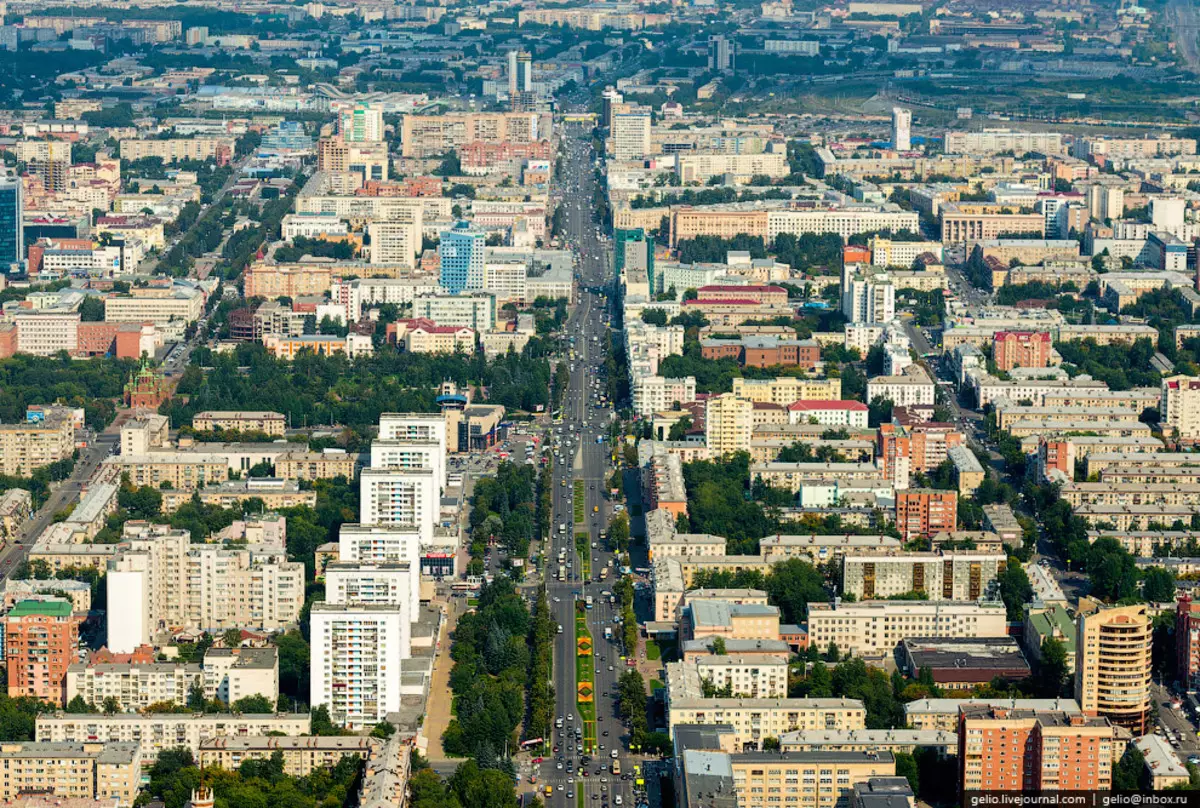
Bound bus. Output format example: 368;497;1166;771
451;582;479;594
557;565;566;581
521;738;543;750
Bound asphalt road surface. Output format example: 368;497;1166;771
539;120;642;808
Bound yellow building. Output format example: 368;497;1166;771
276;451;358;481
1075;603;1152;734
199;736;378;777
940;203;1045;243
244;263;335;299
731;376;842;405
119;138;233;163
193;411;286;436
0;418;74;477
102;453;229;490
705;393;754;457
0;741;141;807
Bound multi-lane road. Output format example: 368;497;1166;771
537;120;642;808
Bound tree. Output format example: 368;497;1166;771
1038;637;1069;698
232;694;276;713
64;695;96;713
712;637;727;655
997;560;1032;621
895;752;920;794
1114;746;1145;790
867;396;894;428
762;736;781;751
667;416;693;441
222;628;243;649
78;296;105;322
608;512;630;552
1142;566;1176;603
101;696;121;715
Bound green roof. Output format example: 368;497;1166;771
1027;605;1075;654
8;600;72;618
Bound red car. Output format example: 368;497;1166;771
532;757;544;764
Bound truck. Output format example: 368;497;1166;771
604;627;612;640
585;595;594;609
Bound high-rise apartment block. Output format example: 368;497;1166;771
1075;603;1152;734
338;102;384;143
1161;375;1200;441
310;602;407;730
892;107;912;151
958;705;1113;796
358;468;438;543
5;600;79;705
993;331;1052;372
705;393;754;458
612;107;652;161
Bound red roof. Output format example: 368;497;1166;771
787;400;868;411
684;298;762;306
996;331;1050;341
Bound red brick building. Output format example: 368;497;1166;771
1178;594;1200;690
958;705;1113;797
993;331;1053;371
894;488;957;539
5;600;79;706
700;337;820;369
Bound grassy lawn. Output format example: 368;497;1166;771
577;792;585;808
645;639;662;661
575;532;592;579
650;679;664;692
572;479;586;523
575;615;597;755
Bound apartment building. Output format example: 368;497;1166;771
1075;603;1152;734
993;331;1052;372
672;655;790;699
945;130;1066;156
11;311;80;356
940;203;1045;243
101;453;228;490
104;287;204;325
337;525;422;612
0;488;31;540
105;524;304;653
842;268;896;324
1076;135;1196;161
779;730;956;757
120;137;233;163
411;292;496;331
701;337;820;369
806;600;1008;659
275;451;358;481
310;602;407;730
731;376;842;405
904;697;1082;731
705;393;753;456
324;562;414;654
36;711;311;759
676;151;788;184
866;365;935;407
5;600;79;706
841;551;1005;600
667;697;866;751
192;411;286;436
958;705;1113;796
751;462;883;494
634;376;697;417
684;600;781;642
0;418;73;477
786;400;869;428
244;263;335;299
0;741;141;806
368;219;421;268
316;137;388;181
894;489;958;540
1177;594;1200;691
612;107;652;160
399;112;549;158
264;333;374;360
199;736;379;778
359;467;437;543
66;660;201;713
758;534;901;566
1162;375;1200;441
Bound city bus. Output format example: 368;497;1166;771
557;565;566;581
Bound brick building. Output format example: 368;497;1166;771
5;600;80;706
894;489;958;540
993;331;1052;372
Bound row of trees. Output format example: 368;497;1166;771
526;587;556;749
615;575;638;655
169;344;553;428
441;578;531;767
470;462;540;559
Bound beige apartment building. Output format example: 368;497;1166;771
104;287;204;325
940;203;1045;243
752;461;883;494
1075;603;1152;734
244;262;336;299
731;376;842;405
0;418;74;476
730;751;895;808
193;411;286;436
36;711;312;759
399;112;549;158
276;451;358;481
758;534;901;565
841;551;1006;601
903;697;1083;731
676;151;788;184
66;661;201;713
199;736;379;777
807;600;1008;659
120;137;233;163
12;311;80;356
668;697;866;751
101;453;229;490
706;393;754;457
0;741;141;806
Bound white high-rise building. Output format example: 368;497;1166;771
358;467;437;543
612;107;652;161
310;603;405;729
324;562;413;657
337;523;422;615
842;267;897;324
370;439;446;492
892;107;912;152
338;102;384;143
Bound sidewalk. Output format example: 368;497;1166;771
423;597;461;761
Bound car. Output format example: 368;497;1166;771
557;762;564;770
602;730;609;736
557;785;564;792
568;779;574;785
567;793;574;800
